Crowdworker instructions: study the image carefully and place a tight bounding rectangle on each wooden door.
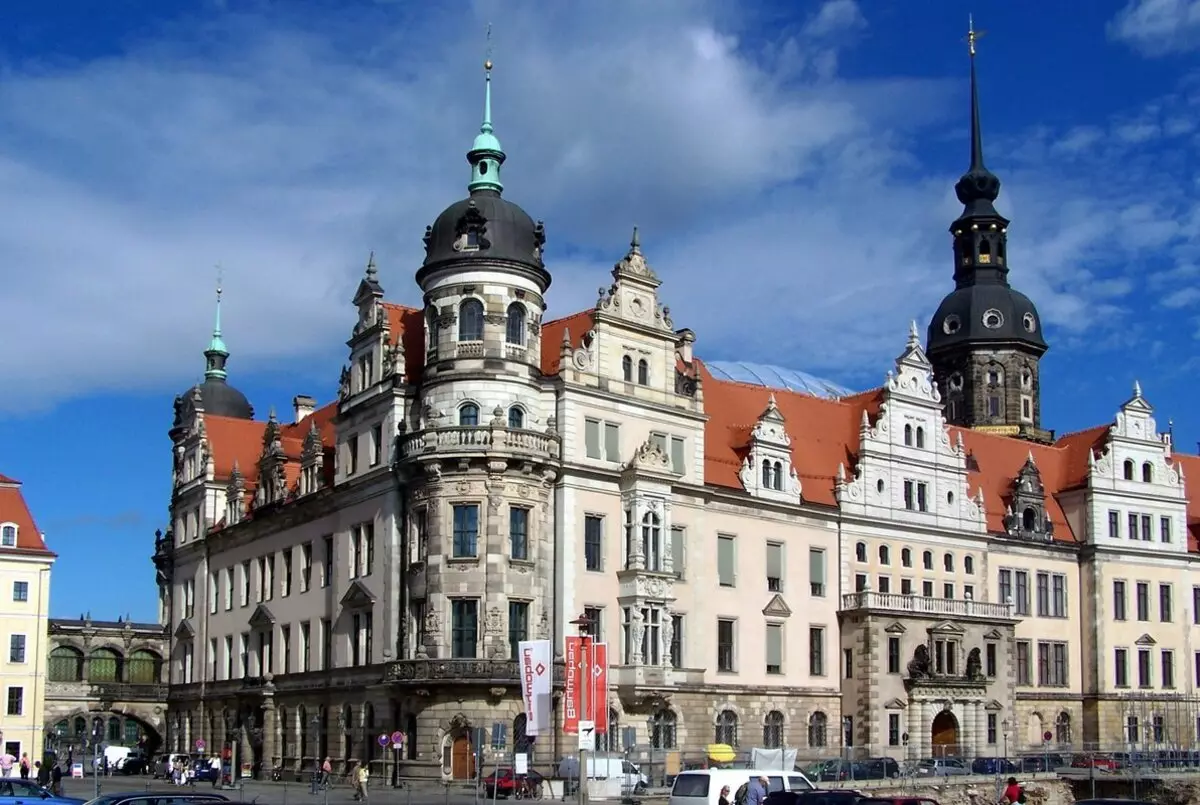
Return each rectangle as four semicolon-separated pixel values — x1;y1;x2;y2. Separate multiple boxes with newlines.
451;735;474;779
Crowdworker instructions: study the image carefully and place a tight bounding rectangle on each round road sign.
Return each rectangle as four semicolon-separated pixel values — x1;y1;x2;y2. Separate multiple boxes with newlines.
377;734;391;747
1043;731;1053;742
391;731;404;745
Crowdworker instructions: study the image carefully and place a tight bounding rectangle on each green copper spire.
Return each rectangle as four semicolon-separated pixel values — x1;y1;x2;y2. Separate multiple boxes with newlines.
467;57;506;195
204;278;229;381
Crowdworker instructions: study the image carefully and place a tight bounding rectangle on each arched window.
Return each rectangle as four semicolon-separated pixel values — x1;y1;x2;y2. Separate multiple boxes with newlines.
763;711;785;749
458;299;484;341
922;551;933;570
600;709;620;752
637;359;650;385
107;716;121;742
761;460;772;488
507;407;524;429
807;712;828;748
89;647;122;682
878;545;890;565
1142;462;1153;483
1123;459;1135;481
855;542;867;563
1055;712;1072;744
901;548;912;568
0;524;15;547
459;404;479;427
916;427;926;449
714;709;738;746
505;303;526;346
1022;508;1038;531
127;649;162;684
772;462;783;490
622;355;633;382
904;424;913;446
49;646;84;682
943;553;954;572
513;713;533;754
964;556;974;575
73;716;87;738
649;709;677;749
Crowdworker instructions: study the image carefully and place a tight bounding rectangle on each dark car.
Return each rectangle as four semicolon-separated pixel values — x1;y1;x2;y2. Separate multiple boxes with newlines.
481;767;546;799
82;793;230;805
766;789;867;805
971;758;1018;775
859;798;940;805
1075;800;1156;805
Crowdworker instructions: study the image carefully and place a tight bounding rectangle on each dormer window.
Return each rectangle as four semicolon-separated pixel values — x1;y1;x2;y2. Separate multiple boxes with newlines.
622;355;633;382
458;299;484;341
505;303;526;346
459;404;480;427
759;460;782;491
0;524;15;547
948;373;964;391
982;309;1004;329
637;359;650;385
464;231;480;250
943;315;961;335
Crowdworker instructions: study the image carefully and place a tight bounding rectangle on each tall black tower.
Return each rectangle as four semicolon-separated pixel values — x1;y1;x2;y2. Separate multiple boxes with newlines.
926;19;1050;443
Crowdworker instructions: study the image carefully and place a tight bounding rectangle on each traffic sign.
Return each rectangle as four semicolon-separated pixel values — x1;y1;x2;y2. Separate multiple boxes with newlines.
195;739;206;752
377;734;391;748
391;731;404;745
1043;731;1053;743
578;720;595;752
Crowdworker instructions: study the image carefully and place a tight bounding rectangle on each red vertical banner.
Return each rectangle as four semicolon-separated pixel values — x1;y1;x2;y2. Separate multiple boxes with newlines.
564;636;582;734
593;643;609;734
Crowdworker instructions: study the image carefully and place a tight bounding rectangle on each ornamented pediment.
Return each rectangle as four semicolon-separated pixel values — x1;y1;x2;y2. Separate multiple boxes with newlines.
751;395;790;447
883;698;908;710
341;580;376;609
255;409;289;506
622;439;673;477
983;629;1002;640
1003;451;1055;541
927;620;965;635
248;604;276;629
174;619;194;640
301;421;323;465
888;322;941;406
884;622;907;634
1111;381;1160;444
594;229;675;333
1135;633;1156;646
454;201;491;250
762;594;792;618
985;700;1004;711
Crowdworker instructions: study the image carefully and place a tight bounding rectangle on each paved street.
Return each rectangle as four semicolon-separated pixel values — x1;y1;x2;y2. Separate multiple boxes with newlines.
58;777;508;805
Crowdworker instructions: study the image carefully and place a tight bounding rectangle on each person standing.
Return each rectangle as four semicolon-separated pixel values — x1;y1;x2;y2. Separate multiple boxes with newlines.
50;764;63;796
35;761;48;787
18;754;29;780
354;762;369;802
746;775;768;805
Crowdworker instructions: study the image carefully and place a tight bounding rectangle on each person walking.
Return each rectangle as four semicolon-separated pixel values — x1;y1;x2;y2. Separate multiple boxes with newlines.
354;761;369;802
50;764;63;796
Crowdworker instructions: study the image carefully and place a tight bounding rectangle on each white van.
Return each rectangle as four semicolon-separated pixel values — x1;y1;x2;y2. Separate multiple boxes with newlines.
669;769;814;805
557;755;649;791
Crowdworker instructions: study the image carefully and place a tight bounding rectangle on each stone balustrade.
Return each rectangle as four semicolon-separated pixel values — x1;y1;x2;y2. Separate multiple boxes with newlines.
841;591;1015;620
399;425;560;461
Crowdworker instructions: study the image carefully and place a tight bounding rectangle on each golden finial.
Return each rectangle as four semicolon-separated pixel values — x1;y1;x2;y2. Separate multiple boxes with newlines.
484;23;493;72
966;14;986;57
215;263;223;299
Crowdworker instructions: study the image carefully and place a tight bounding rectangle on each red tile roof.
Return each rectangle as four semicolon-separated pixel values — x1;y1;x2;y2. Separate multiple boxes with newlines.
0;475;54;556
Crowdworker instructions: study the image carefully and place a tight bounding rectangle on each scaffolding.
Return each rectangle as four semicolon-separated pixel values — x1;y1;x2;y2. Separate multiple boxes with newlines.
1099;692;1200;752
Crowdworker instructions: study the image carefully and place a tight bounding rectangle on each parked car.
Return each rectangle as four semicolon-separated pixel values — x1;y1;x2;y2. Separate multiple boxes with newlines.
0;779;86;805
1018;754;1065;772
858;799;939;805
82;793;229;805
481;768;546;799
669;769;814;805
971;758;1017;775
1071;754;1120;772
912;758;969;777
766;790;868;805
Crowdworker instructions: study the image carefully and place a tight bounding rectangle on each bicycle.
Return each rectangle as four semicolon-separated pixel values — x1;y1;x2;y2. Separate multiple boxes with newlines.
513;779;546;800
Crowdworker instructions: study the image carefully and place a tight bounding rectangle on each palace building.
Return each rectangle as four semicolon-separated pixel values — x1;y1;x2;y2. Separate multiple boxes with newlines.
157;41;1200;780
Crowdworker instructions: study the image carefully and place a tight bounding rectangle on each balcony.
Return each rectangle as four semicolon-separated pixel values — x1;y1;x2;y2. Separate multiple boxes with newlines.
840;591;1016;621
399;425;560;463
90;682;169;701
382;658;566;686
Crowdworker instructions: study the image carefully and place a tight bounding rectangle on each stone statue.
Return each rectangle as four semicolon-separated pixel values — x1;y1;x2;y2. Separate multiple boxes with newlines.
907;644;932;679
966;647;983;680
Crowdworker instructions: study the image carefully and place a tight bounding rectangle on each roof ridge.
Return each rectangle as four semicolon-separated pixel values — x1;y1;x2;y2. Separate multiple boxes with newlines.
1054;423;1110;442
703;373;858;410
380;301;420;314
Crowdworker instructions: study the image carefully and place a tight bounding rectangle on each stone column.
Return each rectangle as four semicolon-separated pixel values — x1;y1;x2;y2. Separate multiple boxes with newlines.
973;701;985;758
262;699;278;770
906;701;919;760
919;700;932;757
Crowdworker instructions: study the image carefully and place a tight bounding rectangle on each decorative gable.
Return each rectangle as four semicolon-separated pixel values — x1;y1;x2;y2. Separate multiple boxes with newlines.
299;421;325;496
254;410;289;507
248;604;276;629
1135;633;1156;646
883;698;908;710
984;700;1003;711
225;462;246;525
594;228;674;334
738;395;802;505
174;619;194;640
1002;452;1054;541
762;594;792;618
983;629;1002;640
927;620;965;635
884;622;907;635
836;323;985;534
341;580;376;610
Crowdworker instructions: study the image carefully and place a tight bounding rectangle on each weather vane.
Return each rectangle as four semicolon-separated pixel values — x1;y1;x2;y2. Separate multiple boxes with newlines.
215;264;223;298
966;14;986;57
485;23;493;71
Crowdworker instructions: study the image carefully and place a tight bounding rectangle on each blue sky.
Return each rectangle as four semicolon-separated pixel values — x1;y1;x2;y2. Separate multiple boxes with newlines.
2;0;1199;621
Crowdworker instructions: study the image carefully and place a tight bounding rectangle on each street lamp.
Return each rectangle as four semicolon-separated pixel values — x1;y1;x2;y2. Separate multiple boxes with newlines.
90;718;104;799
570;612;595;805
1001;719;1009;762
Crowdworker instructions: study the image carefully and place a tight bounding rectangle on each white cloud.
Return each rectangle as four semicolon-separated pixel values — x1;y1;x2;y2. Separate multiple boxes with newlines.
0;1;1195;412
1108;0;1200;56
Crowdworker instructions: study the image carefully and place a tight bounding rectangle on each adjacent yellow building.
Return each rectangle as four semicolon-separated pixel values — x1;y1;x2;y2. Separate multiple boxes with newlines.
0;474;54;763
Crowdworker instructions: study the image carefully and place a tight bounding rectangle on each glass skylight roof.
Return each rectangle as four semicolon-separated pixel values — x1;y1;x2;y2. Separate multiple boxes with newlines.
705;360;853;400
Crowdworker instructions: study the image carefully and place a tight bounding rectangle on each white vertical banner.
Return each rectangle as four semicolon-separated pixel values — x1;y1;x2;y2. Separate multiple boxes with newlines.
519;639;553;736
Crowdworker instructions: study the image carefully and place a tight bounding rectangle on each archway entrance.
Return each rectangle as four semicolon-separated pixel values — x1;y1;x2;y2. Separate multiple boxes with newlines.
450;733;474;780
931;710;959;757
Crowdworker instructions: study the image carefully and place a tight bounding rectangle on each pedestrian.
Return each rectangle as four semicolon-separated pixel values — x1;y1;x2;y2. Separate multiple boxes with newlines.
50;764;63;796
309;757;322;795
354;761;369;802
35;761;48;787
746;775;768;805
1000;777;1024;805
321;757;332;789
18;754;29;780
719;785;732;805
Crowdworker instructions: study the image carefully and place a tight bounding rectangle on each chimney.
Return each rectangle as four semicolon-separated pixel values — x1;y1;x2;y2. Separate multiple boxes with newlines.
293;395;316;423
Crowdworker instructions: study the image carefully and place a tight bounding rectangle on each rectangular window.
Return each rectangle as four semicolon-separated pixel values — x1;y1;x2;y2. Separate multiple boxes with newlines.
998;569;1012;605
1161;516;1172;543
922;580;934;597
917;482;928;512
351;614;363;667
10;582;26;603
717;534;736;587
320;619;331;670
280;625;291;674
1037;641;1068;687
1051;574;1067;617
887;637;900;674
671;525;686;579
300;622;311;672
1138;648;1152;688
8;635;25;663
223;636;233;679
808;626;825;676
508;601;529;659
240;560;251;606
855;574;867;593
1020;396;1032;422
1160;584;1173;622
265;555;275;601
1141;514;1152;542
6;687;23;716
321;536;333;588
669;615;683;668
1129;513;1139;541
281;551;293;597
716;619;736;672
451;600;478;659
584;418;601;459
1014;571;1029;616
1036;572;1050;617
1114;580;1127;621
370;423;383;466
509;507;529;560
766;542;784;592
641;607;662;666
901;578;913;595
650;432;667;455
363;523;375;575
843;647;853;679
888;714;901;747
604;422;620;461
670;436;686;474
1162;650;1175;688
347;434;359;476
583;515;603;571
1016;640;1031;686
1115;648;1129;687
582;607;603;642
809;549;826;597
903;480;914;510
766;623;784;675
300;543;313;592
208;572;218;614
878;576;891;594
1194;587;1200;625
1108;510;1120;538
943;582;954;600
987;713;998;744
1136;582;1150;621
986;642;997;677
452;504;479;558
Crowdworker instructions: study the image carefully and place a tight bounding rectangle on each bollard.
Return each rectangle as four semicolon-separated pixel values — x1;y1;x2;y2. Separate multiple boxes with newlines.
405;780;412;805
